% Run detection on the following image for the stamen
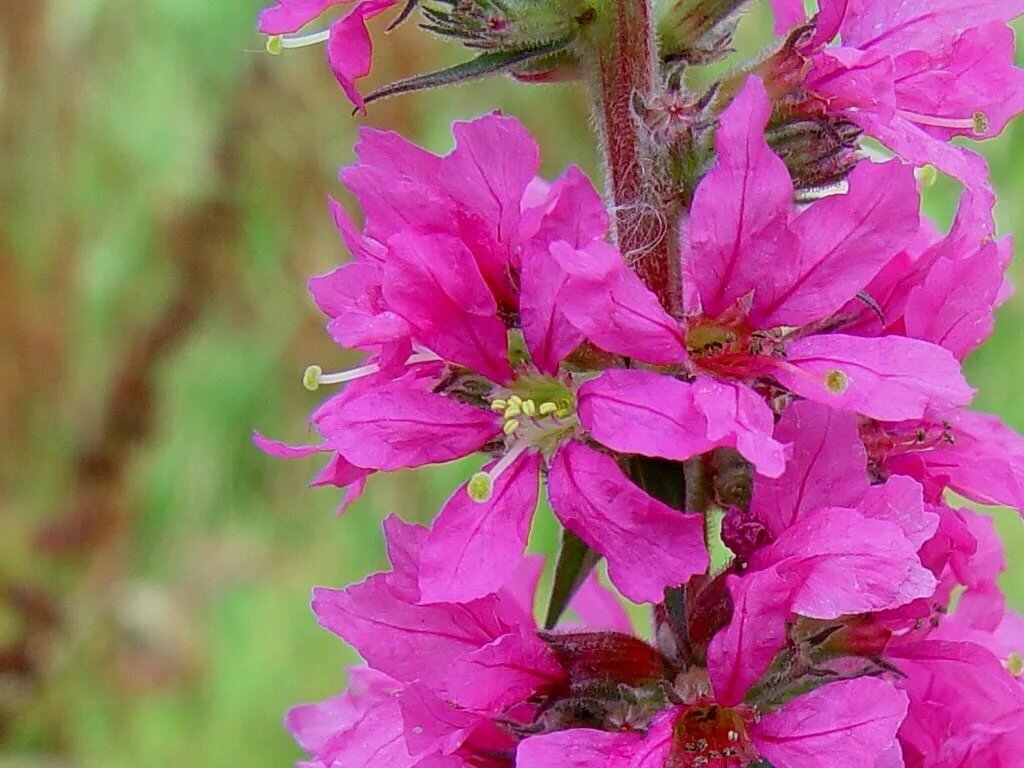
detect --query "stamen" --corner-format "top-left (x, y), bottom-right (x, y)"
top-left (303, 352), bottom-right (438, 391)
top-left (503, 419), bottom-right (521, 435)
top-left (265, 28), bottom-right (332, 56)
top-left (824, 369), bottom-right (849, 395)
top-left (521, 399), bottom-right (537, 417)
top-left (896, 108), bottom-right (990, 136)
top-left (1009, 652), bottom-right (1022, 677)
top-left (538, 401), bottom-right (558, 416)
top-left (490, 399), bottom-right (508, 412)
top-left (467, 442), bottom-right (530, 503)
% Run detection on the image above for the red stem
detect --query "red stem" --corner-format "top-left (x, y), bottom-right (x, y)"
top-left (593, 0), bottom-right (681, 316)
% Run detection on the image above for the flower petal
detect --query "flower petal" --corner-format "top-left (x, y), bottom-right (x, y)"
top-left (383, 231), bottom-right (513, 383)
top-left (548, 442), bottom-right (709, 603)
top-left (751, 400), bottom-right (869, 538)
top-left (418, 453), bottom-right (541, 604)
top-left (517, 729), bottom-right (644, 768)
top-left (754, 678), bottom-right (909, 768)
top-left (551, 240), bottom-right (687, 365)
top-left (749, 159), bottom-right (919, 329)
top-left (326, 0), bottom-right (398, 112)
top-left (775, 333), bottom-right (974, 421)
top-left (314, 383), bottom-right (499, 471)
top-left (688, 76), bottom-right (796, 318)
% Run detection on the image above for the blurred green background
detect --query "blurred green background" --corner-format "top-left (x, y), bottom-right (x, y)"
top-left (0, 1), bottom-right (1021, 765)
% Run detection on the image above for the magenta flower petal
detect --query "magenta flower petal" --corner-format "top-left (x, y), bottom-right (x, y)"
top-left (692, 377), bottom-right (788, 478)
top-left (252, 430), bottom-right (327, 458)
top-left (445, 114), bottom-right (540, 255)
top-left (547, 442), bottom-right (709, 604)
top-left (748, 159), bottom-right (919, 329)
top-left (287, 673), bottom-right (417, 768)
top-left (520, 166), bottom-right (605, 373)
top-left (520, 244), bottom-right (585, 375)
top-left (258, 0), bottom-right (347, 34)
top-left (577, 370), bottom-right (718, 461)
top-left (754, 678), bottom-right (909, 768)
top-left (688, 76), bottom-right (796, 318)
top-left (751, 401), bottom-right (869, 538)
top-left (314, 383), bottom-right (499, 471)
top-left (758, 508), bottom-right (938, 619)
top-left (517, 729), bottom-right (644, 768)
top-left (313, 579), bottom-right (509, 686)
top-left (441, 631), bottom-right (564, 712)
top-left (887, 639), bottom-right (1024, 765)
top-left (770, 0), bottom-right (809, 33)
top-left (418, 453), bottom-right (541, 605)
top-left (396, 683), bottom-right (481, 756)
top-left (568, 571), bottom-right (633, 634)
top-left (309, 262), bottom-right (412, 349)
top-left (776, 333), bottom-right (974, 421)
top-left (326, 0), bottom-right (398, 113)
top-left (383, 231), bottom-right (513, 383)
top-left (839, 0), bottom-right (1024, 55)
top-left (579, 371), bottom-right (786, 480)
top-left (711, 506), bottom-right (936, 703)
top-left (708, 569), bottom-right (793, 705)
top-left (551, 240), bottom-right (688, 365)
top-left (857, 475), bottom-right (938, 549)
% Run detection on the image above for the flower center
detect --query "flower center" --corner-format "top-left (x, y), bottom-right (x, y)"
top-left (668, 702), bottom-right (759, 768)
top-left (467, 377), bottom-right (577, 502)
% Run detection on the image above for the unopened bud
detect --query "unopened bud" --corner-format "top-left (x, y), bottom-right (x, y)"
top-left (766, 117), bottom-right (863, 192)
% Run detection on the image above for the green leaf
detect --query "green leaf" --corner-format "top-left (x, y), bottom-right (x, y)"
top-left (363, 37), bottom-right (574, 106)
top-left (543, 528), bottom-right (600, 629)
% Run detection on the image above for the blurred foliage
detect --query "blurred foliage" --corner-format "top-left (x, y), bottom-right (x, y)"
top-left (0, 1), bottom-right (1021, 765)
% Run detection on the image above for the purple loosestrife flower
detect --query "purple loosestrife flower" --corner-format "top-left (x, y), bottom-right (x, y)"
top-left (517, 676), bottom-right (909, 768)
top-left (258, 0), bottom-right (399, 111)
top-left (670, 77), bottom-right (973, 421)
top-left (260, 114), bottom-right (793, 605)
top-left (763, 0), bottom-right (1024, 193)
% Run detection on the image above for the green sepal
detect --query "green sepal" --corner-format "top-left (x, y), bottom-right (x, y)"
top-left (543, 528), bottom-right (600, 629)
top-left (363, 36), bottom-right (574, 105)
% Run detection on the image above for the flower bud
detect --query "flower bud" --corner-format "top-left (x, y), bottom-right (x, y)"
top-left (422, 0), bottom-right (594, 53)
top-left (765, 117), bottom-right (863, 193)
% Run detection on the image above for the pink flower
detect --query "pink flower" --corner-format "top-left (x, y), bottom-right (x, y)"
top-left (765, 0), bottom-right (1024, 193)
top-left (675, 77), bottom-right (973, 422)
top-left (517, 676), bottom-right (909, 768)
top-left (269, 114), bottom-right (797, 604)
top-left (258, 0), bottom-right (400, 111)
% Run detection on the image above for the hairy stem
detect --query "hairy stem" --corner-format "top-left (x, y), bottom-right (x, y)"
top-left (586, 0), bottom-right (682, 316)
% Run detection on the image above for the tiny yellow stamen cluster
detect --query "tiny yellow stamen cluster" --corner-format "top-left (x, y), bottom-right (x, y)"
top-left (491, 394), bottom-right (573, 435)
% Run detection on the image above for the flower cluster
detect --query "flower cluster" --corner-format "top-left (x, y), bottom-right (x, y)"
top-left (254, 0), bottom-right (1024, 765)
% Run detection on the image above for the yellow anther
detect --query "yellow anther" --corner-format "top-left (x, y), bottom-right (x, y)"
top-left (303, 365), bottom-right (322, 392)
top-left (824, 369), bottom-right (849, 395)
top-left (467, 472), bottom-right (494, 503)
top-left (490, 399), bottom-right (508, 412)
top-left (522, 399), bottom-right (537, 417)
top-left (1009, 652), bottom-right (1023, 677)
top-left (972, 111), bottom-right (989, 136)
top-left (266, 35), bottom-right (283, 55)
top-left (503, 404), bottom-right (522, 419)
top-left (538, 401), bottom-right (558, 416)
top-left (556, 408), bottom-right (572, 418)
top-left (503, 419), bottom-right (521, 435)
top-left (508, 395), bottom-right (523, 407)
